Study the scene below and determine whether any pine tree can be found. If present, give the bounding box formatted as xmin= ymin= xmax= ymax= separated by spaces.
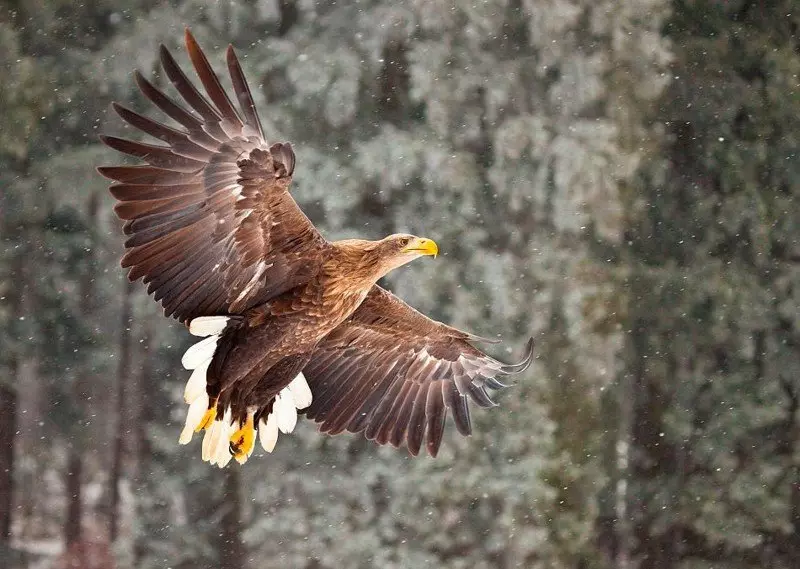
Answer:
xmin=617 ymin=2 xmax=800 ymax=567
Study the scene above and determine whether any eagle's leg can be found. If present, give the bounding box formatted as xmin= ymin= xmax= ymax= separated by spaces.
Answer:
xmin=195 ymin=397 xmax=218 ymax=432
xmin=229 ymin=409 xmax=256 ymax=464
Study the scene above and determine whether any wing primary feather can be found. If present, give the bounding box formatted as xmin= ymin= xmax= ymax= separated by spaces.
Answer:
xmin=364 ymin=370 xmax=408 ymax=441
xmin=457 ymin=330 xmax=502 ymax=344
xmin=319 ymin=354 xmax=381 ymax=432
xmin=346 ymin=361 xmax=403 ymax=433
xmin=134 ymin=71 xmax=204 ymax=131
xmin=313 ymin=361 xmax=366 ymax=424
xmin=500 ymin=338 xmax=535 ymax=373
xmin=109 ymin=182 xmax=202 ymax=202
xmin=463 ymin=380 xmax=497 ymax=408
xmin=374 ymin=381 xmax=414 ymax=446
xmin=388 ymin=382 xmax=420 ymax=448
xmin=361 ymin=358 xmax=415 ymax=438
xmin=405 ymin=385 xmax=428 ymax=456
xmin=184 ymin=29 xmax=243 ymax=127
xmin=483 ymin=375 xmax=511 ymax=390
xmin=306 ymin=357 xmax=362 ymax=417
xmin=425 ymin=382 xmax=447 ymax=457
xmin=123 ymin=222 xmax=203 ymax=270
xmin=112 ymin=103 xmax=189 ymax=145
xmin=113 ymin=192 xmax=207 ymax=221
xmin=98 ymin=136 xmax=206 ymax=172
xmin=226 ymin=45 xmax=264 ymax=140
xmin=160 ymin=44 xmax=222 ymax=123
xmin=443 ymin=380 xmax=471 ymax=436
xmin=97 ymin=165 xmax=195 ymax=185
xmin=327 ymin=358 xmax=396 ymax=434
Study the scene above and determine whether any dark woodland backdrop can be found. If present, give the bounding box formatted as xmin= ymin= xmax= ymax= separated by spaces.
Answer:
xmin=1 ymin=1 xmax=798 ymax=568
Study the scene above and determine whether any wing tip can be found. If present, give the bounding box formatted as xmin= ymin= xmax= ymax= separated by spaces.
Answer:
xmin=158 ymin=43 xmax=174 ymax=67
xmin=97 ymin=134 xmax=119 ymax=151
xmin=501 ymin=337 xmax=535 ymax=374
xmin=133 ymin=69 xmax=148 ymax=89
xmin=110 ymin=101 xmax=130 ymax=122
xmin=96 ymin=164 xmax=114 ymax=179
xmin=226 ymin=44 xmax=237 ymax=61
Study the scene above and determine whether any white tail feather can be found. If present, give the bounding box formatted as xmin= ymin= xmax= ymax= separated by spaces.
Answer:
xmin=182 ymin=336 xmax=218 ymax=370
xmin=189 ymin=316 xmax=230 ymax=337
xmin=274 ymin=392 xmax=298 ymax=433
xmin=287 ymin=372 xmax=313 ymax=409
xmin=259 ymin=414 xmax=279 ymax=452
xmin=212 ymin=410 xmax=233 ymax=467
xmin=179 ymin=392 xmax=210 ymax=444
xmin=184 ymin=359 xmax=211 ymax=404
xmin=179 ymin=327 xmax=314 ymax=465
xmin=213 ymin=426 xmax=233 ymax=467
xmin=202 ymin=420 xmax=221 ymax=461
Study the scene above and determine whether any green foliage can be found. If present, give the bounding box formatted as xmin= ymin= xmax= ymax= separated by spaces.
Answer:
xmin=615 ymin=1 xmax=800 ymax=567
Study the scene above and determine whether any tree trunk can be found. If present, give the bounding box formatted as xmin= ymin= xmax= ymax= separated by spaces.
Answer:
xmin=63 ymin=191 xmax=100 ymax=548
xmin=109 ymin=277 xmax=134 ymax=543
xmin=132 ymin=322 xmax=153 ymax=566
xmin=0 ymin=169 xmax=22 ymax=555
xmin=219 ymin=468 xmax=245 ymax=569
xmin=64 ymin=450 xmax=83 ymax=546
xmin=0 ymin=379 xmax=16 ymax=548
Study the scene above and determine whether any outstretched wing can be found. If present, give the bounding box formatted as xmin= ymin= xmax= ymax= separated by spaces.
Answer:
xmin=98 ymin=29 xmax=328 ymax=323
xmin=303 ymin=286 xmax=534 ymax=457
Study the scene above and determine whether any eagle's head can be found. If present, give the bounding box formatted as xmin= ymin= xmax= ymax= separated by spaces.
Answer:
xmin=328 ymin=233 xmax=438 ymax=286
xmin=373 ymin=233 xmax=438 ymax=275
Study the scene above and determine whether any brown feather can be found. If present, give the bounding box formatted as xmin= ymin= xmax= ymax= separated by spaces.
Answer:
xmin=159 ymin=44 xmax=221 ymax=124
xmin=99 ymin=29 xmax=329 ymax=323
xmin=226 ymin=45 xmax=264 ymax=139
xmin=425 ymin=382 xmax=447 ymax=457
xmin=134 ymin=71 xmax=203 ymax=131
xmin=303 ymin=286 xmax=534 ymax=455
xmin=184 ymin=29 xmax=243 ymax=128
xmin=406 ymin=386 xmax=429 ymax=456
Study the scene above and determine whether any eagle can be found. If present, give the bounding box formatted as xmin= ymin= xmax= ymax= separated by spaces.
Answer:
xmin=98 ymin=29 xmax=533 ymax=467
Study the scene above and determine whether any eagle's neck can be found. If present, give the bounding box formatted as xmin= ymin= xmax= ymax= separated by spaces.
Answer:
xmin=325 ymin=240 xmax=384 ymax=288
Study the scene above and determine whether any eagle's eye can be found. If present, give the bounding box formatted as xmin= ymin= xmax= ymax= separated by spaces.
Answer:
xmin=398 ymin=237 xmax=410 ymax=247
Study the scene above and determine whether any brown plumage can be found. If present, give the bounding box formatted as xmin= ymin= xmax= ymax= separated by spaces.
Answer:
xmin=98 ymin=29 xmax=533 ymax=466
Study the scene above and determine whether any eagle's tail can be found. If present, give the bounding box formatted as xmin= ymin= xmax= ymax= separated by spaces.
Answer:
xmin=178 ymin=316 xmax=232 ymax=446
xmin=177 ymin=316 xmax=312 ymax=467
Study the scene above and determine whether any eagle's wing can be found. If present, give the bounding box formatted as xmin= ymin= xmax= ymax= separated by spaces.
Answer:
xmin=98 ymin=30 xmax=327 ymax=323
xmin=303 ymin=286 xmax=534 ymax=457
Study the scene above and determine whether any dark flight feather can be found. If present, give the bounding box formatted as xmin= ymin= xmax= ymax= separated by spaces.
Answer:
xmin=303 ymin=287 xmax=534 ymax=456
xmin=99 ymin=30 xmax=328 ymax=323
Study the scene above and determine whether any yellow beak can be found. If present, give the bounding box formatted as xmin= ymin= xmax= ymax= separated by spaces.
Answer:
xmin=402 ymin=237 xmax=438 ymax=258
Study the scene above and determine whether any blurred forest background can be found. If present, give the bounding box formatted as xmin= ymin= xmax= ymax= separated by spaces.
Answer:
xmin=0 ymin=0 xmax=798 ymax=568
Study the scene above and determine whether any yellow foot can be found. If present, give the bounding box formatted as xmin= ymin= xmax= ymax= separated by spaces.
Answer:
xmin=195 ymin=402 xmax=217 ymax=432
xmin=229 ymin=414 xmax=256 ymax=464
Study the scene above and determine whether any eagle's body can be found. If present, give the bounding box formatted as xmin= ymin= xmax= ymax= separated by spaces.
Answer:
xmin=211 ymin=240 xmax=403 ymax=419
xmin=99 ymin=30 xmax=533 ymax=466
